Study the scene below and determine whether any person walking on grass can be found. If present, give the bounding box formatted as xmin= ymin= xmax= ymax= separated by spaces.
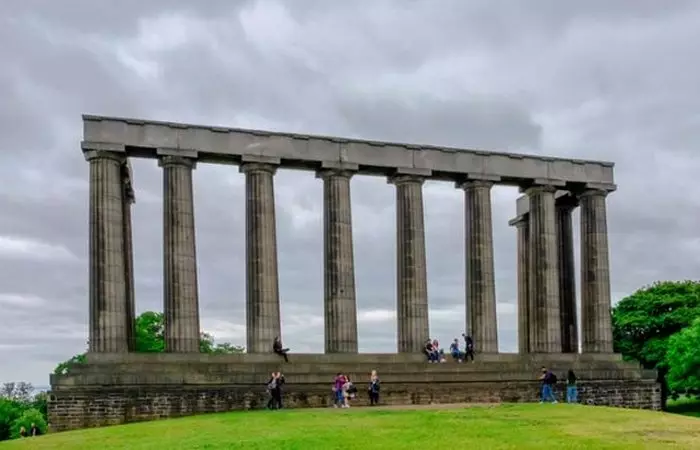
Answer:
xmin=368 ymin=370 xmax=381 ymax=406
xmin=566 ymin=369 xmax=578 ymax=403
xmin=539 ymin=366 xmax=558 ymax=404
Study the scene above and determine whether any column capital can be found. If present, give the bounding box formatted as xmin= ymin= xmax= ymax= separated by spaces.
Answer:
xmin=158 ymin=155 xmax=197 ymax=169
xmin=524 ymin=184 xmax=558 ymax=196
xmin=84 ymin=150 xmax=125 ymax=164
xmin=458 ymin=179 xmax=494 ymax=190
xmin=315 ymin=168 xmax=354 ymax=180
xmin=388 ymin=174 xmax=425 ymax=186
xmin=579 ymin=188 xmax=609 ymax=199
xmin=239 ymin=162 xmax=277 ymax=175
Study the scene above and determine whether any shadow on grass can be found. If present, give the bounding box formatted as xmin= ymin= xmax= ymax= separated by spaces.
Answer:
xmin=667 ymin=396 xmax=700 ymax=418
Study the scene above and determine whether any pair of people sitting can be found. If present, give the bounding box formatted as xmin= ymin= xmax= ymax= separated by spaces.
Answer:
xmin=424 ymin=339 xmax=444 ymax=363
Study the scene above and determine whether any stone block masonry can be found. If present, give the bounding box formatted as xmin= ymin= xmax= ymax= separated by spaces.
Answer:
xmin=48 ymin=353 xmax=659 ymax=432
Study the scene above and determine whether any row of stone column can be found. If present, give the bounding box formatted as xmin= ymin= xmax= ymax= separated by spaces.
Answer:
xmin=86 ymin=147 xmax=612 ymax=355
xmin=511 ymin=186 xmax=614 ymax=354
xmin=85 ymin=147 xmax=504 ymax=354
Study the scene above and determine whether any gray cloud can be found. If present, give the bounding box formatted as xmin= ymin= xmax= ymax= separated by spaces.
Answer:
xmin=1 ymin=0 xmax=699 ymax=386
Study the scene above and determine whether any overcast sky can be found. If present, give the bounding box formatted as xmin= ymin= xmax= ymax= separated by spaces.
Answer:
xmin=2 ymin=1 xmax=700 ymax=386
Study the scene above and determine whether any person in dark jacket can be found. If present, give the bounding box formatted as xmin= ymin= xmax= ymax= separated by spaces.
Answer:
xmin=539 ymin=366 xmax=558 ymax=404
xmin=266 ymin=371 xmax=285 ymax=409
xmin=272 ymin=336 xmax=290 ymax=362
xmin=462 ymin=334 xmax=475 ymax=361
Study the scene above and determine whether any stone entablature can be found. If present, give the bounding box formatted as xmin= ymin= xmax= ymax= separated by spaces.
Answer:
xmin=82 ymin=115 xmax=615 ymax=187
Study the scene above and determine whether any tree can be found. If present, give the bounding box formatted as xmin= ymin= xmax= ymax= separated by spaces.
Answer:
xmin=665 ymin=318 xmax=700 ymax=396
xmin=612 ymin=280 xmax=700 ymax=370
xmin=9 ymin=408 xmax=46 ymax=439
xmin=134 ymin=311 xmax=165 ymax=353
xmin=54 ymin=311 xmax=245 ymax=374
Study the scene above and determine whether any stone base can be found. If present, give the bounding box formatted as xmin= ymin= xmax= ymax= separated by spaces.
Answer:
xmin=48 ymin=353 xmax=660 ymax=432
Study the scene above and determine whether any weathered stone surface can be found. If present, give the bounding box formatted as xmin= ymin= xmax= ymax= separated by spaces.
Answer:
xmin=82 ymin=116 xmax=617 ymax=186
xmin=317 ymin=169 xmax=358 ymax=353
xmin=241 ymin=162 xmax=281 ymax=353
xmin=556 ymin=196 xmax=578 ymax=353
xmin=121 ymin=161 xmax=136 ymax=351
xmin=461 ymin=180 xmax=498 ymax=353
xmin=48 ymin=354 xmax=659 ymax=432
xmin=580 ymin=189 xmax=614 ymax=353
xmin=160 ymin=155 xmax=200 ymax=353
xmin=85 ymin=150 xmax=129 ymax=353
xmin=526 ymin=186 xmax=562 ymax=353
xmin=511 ymin=216 xmax=530 ymax=353
xmin=391 ymin=175 xmax=429 ymax=353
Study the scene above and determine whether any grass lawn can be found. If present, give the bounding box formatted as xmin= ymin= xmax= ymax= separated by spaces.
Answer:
xmin=667 ymin=396 xmax=700 ymax=418
xmin=2 ymin=404 xmax=698 ymax=450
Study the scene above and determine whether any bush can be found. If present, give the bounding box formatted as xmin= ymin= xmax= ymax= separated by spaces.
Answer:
xmin=0 ymin=399 xmax=22 ymax=441
xmin=665 ymin=318 xmax=700 ymax=396
xmin=10 ymin=408 xmax=47 ymax=438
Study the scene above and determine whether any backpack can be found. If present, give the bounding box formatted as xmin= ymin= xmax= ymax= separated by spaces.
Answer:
xmin=548 ymin=372 xmax=558 ymax=384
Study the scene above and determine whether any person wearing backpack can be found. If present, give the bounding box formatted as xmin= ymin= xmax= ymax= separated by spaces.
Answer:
xmin=539 ymin=366 xmax=558 ymax=404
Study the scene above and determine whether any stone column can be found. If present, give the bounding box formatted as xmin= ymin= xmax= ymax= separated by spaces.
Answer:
xmin=556 ymin=196 xmax=578 ymax=353
xmin=526 ymin=185 xmax=562 ymax=353
xmin=241 ymin=162 xmax=281 ymax=353
xmin=85 ymin=149 xmax=129 ymax=353
xmin=461 ymin=180 xmax=498 ymax=353
xmin=121 ymin=161 xmax=136 ymax=352
xmin=160 ymin=155 xmax=200 ymax=353
xmin=580 ymin=189 xmax=614 ymax=353
xmin=510 ymin=215 xmax=530 ymax=354
xmin=317 ymin=168 xmax=358 ymax=353
xmin=390 ymin=174 xmax=429 ymax=353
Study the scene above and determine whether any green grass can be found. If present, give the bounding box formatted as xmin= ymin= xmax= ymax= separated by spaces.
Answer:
xmin=667 ymin=396 xmax=700 ymax=418
xmin=2 ymin=404 xmax=698 ymax=450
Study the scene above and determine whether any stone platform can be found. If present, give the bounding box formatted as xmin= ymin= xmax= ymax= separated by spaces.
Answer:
xmin=48 ymin=353 xmax=659 ymax=432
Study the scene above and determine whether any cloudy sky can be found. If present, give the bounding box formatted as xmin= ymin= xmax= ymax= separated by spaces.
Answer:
xmin=2 ymin=0 xmax=700 ymax=386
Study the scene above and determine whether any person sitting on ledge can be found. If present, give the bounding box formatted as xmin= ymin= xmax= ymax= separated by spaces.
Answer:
xmin=272 ymin=336 xmax=290 ymax=362
xmin=449 ymin=338 xmax=464 ymax=362
xmin=424 ymin=339 xmax=438 ymax=363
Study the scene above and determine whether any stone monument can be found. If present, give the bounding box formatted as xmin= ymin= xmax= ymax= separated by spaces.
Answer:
xmin=47 ymin=115 xmax=659 ymax=431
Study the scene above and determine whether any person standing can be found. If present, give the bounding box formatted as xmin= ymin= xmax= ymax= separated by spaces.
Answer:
xmin=463 ymin=334 xmax=475 ymax=362
xmin=332 ymin=373 xmax=346 ymax=408
xmin=368 ymin=370 xmax=381 ymax=406
xmin=539 ymin=366 xmax=558 ymax=404
xmin=566 ymin=369 xmax=578 ymax=403
xmin=266 ymin=371 xmax=285 ymax=409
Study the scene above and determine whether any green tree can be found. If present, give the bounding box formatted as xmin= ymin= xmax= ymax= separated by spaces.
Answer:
xmin=54 ymin=311 xmax=245 ymax=374
xmin=665 ymin=318 xmax=700 ymax=395
xmin=134 ymin=311 xmax=165 ymax=352
xmin=10 ymin=408 xmax=47 ymax=438
xmin=612 ymin=280 xmax=700 ymax=369
xmin=0 ymin=399 xmax=22 ymax=441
